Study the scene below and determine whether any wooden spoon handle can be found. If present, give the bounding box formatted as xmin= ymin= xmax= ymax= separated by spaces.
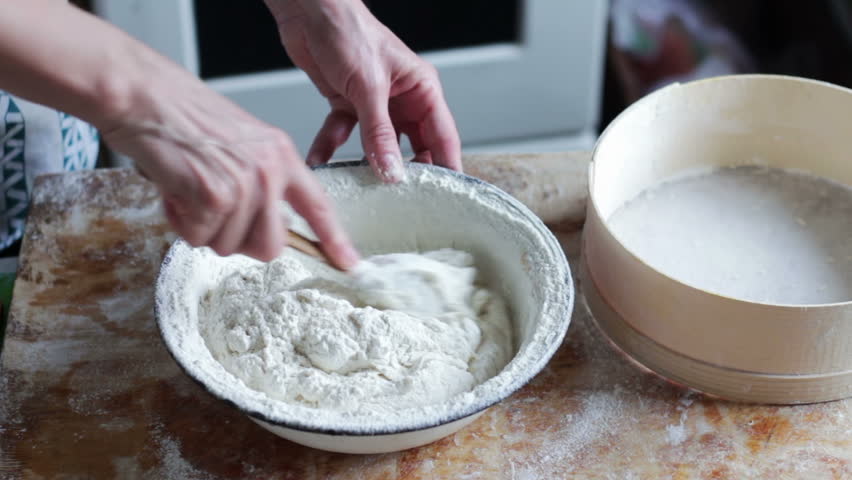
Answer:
xmin=287 ymin=229 xmax=329 ymax=263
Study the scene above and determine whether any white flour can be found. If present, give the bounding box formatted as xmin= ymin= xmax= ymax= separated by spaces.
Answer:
xmin=609 ymin=166 xmax=852 ymax=305
xmin=198 ymin=249 xmax=513 ymax=413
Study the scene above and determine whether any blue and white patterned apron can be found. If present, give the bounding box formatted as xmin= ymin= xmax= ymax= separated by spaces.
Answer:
xmin=0 ymin=90 xmax=99 ymax=252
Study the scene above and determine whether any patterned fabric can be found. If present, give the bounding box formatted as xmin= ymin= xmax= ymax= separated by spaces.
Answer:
xmin=0 ymin=90 xmax=99 ymax=251
xmin=0 ymin=95 xmax=27 ymax=251
xmin=59 ymin=111 xmax=99 ymax=172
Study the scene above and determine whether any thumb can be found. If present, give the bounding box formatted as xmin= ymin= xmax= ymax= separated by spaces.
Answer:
xmin=356 ymin=93 xmax=405 ymax=183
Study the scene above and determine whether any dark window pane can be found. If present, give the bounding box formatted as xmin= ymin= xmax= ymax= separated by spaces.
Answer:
xmin=366 ymin=1 xmax=521 ymax=54
xmin=194 ymin=1 xmax=290 ymax=79
xmin=194 ymin=1 xmax=521 ymax=79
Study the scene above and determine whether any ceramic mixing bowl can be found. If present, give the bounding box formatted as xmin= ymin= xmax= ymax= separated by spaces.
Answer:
xmin=156 ymin=161 xmax=574 ymax=454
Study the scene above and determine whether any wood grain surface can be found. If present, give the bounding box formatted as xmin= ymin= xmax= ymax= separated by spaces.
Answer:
xmin=0 ymin=158 xmax=850 ymax=480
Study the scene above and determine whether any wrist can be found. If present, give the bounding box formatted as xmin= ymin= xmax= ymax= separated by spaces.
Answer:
xmin=80 ymin=53 xmax=142 ymax=133
xmin=265 ymin=0 xmax=365 ymax=27
xmin=84 ymin=41 xmax=196 ymax=138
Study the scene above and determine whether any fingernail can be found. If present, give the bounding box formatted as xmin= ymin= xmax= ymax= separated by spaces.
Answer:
xmin=378 ymin=154 xmax=406 ymax=183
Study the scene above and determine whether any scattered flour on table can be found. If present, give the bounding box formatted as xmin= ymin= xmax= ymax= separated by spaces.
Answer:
xmin=110 ymin=427 xmax=215 ymax=480
xmin=510 ymin=389 xmax=629 ymax=479
xmin=151 ymin=435 xmax=214 ymax=480
xmin=198 ymin=248 xmax=513 ymax=413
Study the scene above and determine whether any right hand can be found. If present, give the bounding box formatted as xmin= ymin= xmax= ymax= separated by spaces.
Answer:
xmin=100 ymin=65 xmax=359 ymax=269
xmin=264 ymin=0 xmax=463 ymax=182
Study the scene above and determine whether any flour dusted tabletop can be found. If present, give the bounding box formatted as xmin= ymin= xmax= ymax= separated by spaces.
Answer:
xmin=1 ymin=156 xmax=850 ymax=479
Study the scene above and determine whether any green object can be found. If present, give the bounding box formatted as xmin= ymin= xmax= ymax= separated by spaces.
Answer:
xmin=0 ymin=271 xmax=15 ymax=355
xmin=632 ymin=26 xmax=657 ymax=57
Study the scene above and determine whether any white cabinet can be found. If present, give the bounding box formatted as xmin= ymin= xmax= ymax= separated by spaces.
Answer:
xmin=93 ymin=0 xmax=608 ymax=157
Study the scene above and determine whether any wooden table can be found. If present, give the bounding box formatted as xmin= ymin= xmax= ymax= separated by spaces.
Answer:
xmin=1 ymin=156 xmax=850 ymax=479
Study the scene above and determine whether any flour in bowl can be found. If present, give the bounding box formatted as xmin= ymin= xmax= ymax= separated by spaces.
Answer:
xmin=198 ymin=248 xmax=513 ymax=413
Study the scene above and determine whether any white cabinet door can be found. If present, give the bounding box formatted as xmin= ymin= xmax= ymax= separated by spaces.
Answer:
xmin=93 ymin=0 xmax=607 ymax=156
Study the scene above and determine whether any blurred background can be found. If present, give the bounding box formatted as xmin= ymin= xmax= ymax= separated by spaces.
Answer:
xmin=78 ymin=0 xmax=852 ymax=166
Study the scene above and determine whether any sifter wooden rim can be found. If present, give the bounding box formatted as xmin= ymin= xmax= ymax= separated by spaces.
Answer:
xmin=581 ymin=258 xmax=852 ymax=404
xmin=582 ymin=75 xmax=852 ymax=404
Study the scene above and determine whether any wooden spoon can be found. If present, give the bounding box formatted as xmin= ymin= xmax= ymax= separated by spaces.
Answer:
xmin=287 ymin=230 xmax=340 ymax=269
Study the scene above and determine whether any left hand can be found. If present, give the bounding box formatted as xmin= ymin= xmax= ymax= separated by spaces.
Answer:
xmin=100 ymin=62 xmax=359 ymax=268
xmin=264 ymin=0 xmax=462 ymax=182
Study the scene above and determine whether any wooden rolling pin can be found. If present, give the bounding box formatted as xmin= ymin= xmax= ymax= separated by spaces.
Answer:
xmin=329 ymin=152 xmax=591 ymax=227
xmin=462 ymin=152 xmax=591 ymax=230
xmin=293 ymin=152 xmax=592 ymax=267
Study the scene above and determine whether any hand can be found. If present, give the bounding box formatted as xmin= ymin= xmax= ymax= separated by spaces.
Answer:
xmin=101 ymin=64 xmax=359 ymax=268
xmin=265 ymin=0 xmax=462 ymax=182
xmin=0 ymin=0 xmax=358 ymax=267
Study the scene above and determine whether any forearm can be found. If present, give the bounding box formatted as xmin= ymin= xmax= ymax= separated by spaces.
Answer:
xmin=0 ymin=0 xmax=174 ymax=130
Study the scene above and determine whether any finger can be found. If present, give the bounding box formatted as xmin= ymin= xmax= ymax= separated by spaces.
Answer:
xmin=238 ymin=167 xmax=287 ymax=261
xmin=156 ymin=148 xmax=239 ymax=247
xmin=420 ymin=97 xmax=463 ymax=172
xmin=114 ymin=133 xmax=227 ymax=246
xmin=207 ymin=171 xmax=260 ymax=257
xmin=162 ymin=190 xmax=228 ymax=248
xmin=306 ymin=110 xmax=357 ymax=167
xmin=413 ymin=151 xmax=433 ymax=165
xmin=162 ymin=195 xmax=184 ymax=232
xmin=404 ymin=127 xmax=434 ymax=165
xmin=284 ymin=169 xmax=360 ymax=270
xmin=355 ymin=92 xmax=406 ymax=183
xmin=237 ymin=199 xmax=287 ymax=261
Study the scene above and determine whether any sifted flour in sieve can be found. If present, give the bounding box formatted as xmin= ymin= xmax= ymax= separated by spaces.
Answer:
xmin=608 ymin=166 xmax=852 ymax=304
xmin=198 ymin=248 xmax=513 ymax=415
